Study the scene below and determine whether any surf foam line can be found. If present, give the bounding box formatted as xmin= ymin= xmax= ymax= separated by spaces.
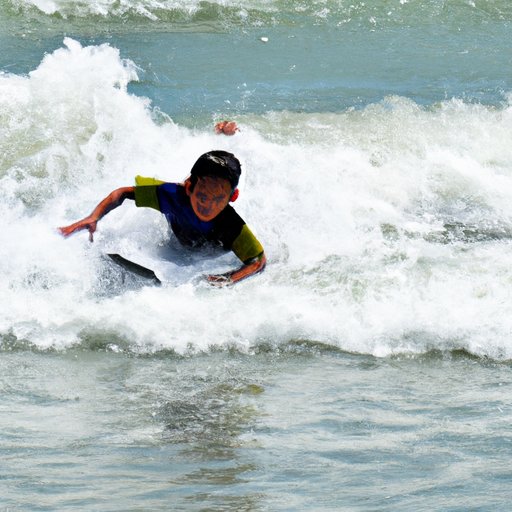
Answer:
xmin=2 ymin=39 xmax=512 ymax=358
xmin=6 ymin=0 xmax=512 ymax=22
xmin=6 ymin=0 xmax=512 ymax=24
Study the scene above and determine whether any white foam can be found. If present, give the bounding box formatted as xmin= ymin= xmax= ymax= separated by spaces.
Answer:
xmin=2 ymin=40 xmax=512 ymax=358
xmin=10 ymin=0 xmax=503 ymax=24
xmin=13 ymin=0 xmax=266 ymax=18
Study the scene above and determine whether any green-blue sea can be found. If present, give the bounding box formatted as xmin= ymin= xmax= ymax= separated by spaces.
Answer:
xmin=2 ymin=1 xmax=512 ymax=509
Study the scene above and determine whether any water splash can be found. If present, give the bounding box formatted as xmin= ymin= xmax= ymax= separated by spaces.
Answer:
xmin=1 ymin=39 xmax=512 ymax=358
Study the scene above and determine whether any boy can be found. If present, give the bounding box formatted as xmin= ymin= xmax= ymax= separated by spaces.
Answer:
xmin=59 ymin=150 xmax=266 ymax=285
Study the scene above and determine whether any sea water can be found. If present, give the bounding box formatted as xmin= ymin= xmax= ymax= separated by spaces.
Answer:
xmin=1 ymin=0 xmax=512 ymax=510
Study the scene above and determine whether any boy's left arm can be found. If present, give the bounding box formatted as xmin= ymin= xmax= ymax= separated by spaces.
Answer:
xmin=207 ymin=222 xmax=266 ymax=286
xmin=207 ymin=252 xmax=266 ymax=286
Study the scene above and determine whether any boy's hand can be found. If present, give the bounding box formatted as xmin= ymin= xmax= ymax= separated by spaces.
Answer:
xmin=58 ymin=216 xmax=97 ymax=242
xmin=206 ymin=254 xmax=266 ymax=287
xmin=207 ymin=273 xmax=233 ymax=287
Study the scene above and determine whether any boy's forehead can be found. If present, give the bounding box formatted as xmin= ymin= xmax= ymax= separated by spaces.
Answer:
xmin=197 ymin=175 xmax=231 ymax=188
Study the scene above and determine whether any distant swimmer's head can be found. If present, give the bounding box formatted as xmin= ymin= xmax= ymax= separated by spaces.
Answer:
xmin=190 ymin=150 xmax=241 ymax=191
xmin=186 ymin=151 xmax=242 ymax=221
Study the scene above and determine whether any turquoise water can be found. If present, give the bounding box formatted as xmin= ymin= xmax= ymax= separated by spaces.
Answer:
xmin=2 ymin=0 xmax=512 ymax=509
xmin=2 ymin=1 xmax=511 ymax=119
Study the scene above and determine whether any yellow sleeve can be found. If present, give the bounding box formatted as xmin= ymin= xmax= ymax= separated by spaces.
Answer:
xmin=135 ymin=175 xmax=165 ymax=186
xmin=231 ymin=225 xmax=264 ymax=264
xmin=134 ymin=175 xmax=164 ymax=211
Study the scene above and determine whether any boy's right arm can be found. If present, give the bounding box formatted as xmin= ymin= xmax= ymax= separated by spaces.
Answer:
xmin=58 ymin=186 xmax=135 ymax=242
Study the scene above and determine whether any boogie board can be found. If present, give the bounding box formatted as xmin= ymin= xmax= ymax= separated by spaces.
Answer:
xmin=104 ymin=244 xmax=238 ymax=287
xmin=107 ymin=253 xmax=161 ymax=285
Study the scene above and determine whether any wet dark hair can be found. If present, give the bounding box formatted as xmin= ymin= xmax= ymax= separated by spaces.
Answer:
xmin=189 ymin=150 xmax=241 ymax=190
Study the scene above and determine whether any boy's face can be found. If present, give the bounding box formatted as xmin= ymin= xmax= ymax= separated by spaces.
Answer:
xmin=187 ymin=176 xmax=232 ymax=221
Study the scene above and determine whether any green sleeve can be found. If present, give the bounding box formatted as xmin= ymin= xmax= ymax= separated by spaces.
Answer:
xmin=231 ymin=225 xmax=264 ymax=264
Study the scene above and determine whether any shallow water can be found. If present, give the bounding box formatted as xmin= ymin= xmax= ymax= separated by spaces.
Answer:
xmin=2 ymin=348 xmax=512 ymax=510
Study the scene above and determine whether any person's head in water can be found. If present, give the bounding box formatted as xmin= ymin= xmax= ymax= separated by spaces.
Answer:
xmin=185 ymin=150 xmax=241 ymax=222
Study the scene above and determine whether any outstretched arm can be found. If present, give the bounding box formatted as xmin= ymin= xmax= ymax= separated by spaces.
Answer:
xmin=207 ymin=252 xmax=266 ymax=286
xmin=58 ymin=186 xmax=135 ymax=242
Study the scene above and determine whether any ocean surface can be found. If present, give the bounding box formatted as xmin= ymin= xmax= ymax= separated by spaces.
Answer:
xmin=1 ymin=0 xmax=512 ymax=509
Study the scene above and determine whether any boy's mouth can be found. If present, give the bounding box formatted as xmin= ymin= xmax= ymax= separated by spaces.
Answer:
xmin=197 ymin=205 xmax=210 ymax=215
xmin=195 ymin=205 xmax=214 ymax=220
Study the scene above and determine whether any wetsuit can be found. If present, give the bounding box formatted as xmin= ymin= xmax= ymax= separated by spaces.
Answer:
xmin=133 ymin=176 xmax=264 ymax=264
